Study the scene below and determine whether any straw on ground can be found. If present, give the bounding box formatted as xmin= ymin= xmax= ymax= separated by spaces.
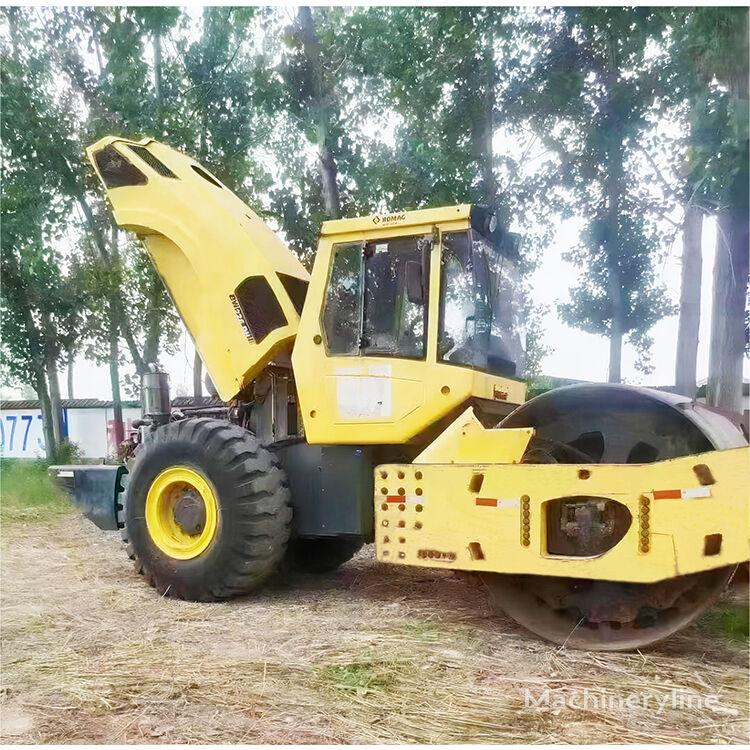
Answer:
xmin=1 ymin=475 xmax=747 ymax=743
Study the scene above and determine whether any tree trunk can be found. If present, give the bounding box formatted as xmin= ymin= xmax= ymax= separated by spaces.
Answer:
xmin=481 ymin=42 xmax=497 ymax=210
xmin=109 ymin=320 xmax=125 ymax=451
xmin=91 ymin=15 xmax=104 ymax=74
xmin=40 ymin=311 xmax=65 ymax=446
xmin=605 ymin=158 xmax=625 ymax=384
xmin=707 ymin=223 xmax=726 ymax=406
xmin=6 ymin=7 xmax=19 ymax=59
xmin=67 ymin=344 xmax=75 ymax=400
xmin=297 ymin=6 xmax=341 ymax=219
xmin=706 ymin=36 xmax=749 ymax=413
xmin=45 ymin=356 xmax=65 ymax=446
xmin=32 ymin=363 xmax=56 ymax=462
xmin=193 ymin=349 xmax=203 ymax=401
xmin=607 ymin=324 xmax=623 ymax=384
xmin=706 ymin=209 xmax=749 ymax=414
xmin=154 ymin=29 xmax=163 ymax=130
xmin=603 ymin=40 xmax=624 ymax=384
xmin=674 ymin=205 xmax=704 ymax=397
xmin=317 ymin=144 xmax=341 ymax=219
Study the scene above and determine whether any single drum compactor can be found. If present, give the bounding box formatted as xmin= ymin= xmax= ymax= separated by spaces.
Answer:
xmin=52 ymin=136 xmax=749 ymax=650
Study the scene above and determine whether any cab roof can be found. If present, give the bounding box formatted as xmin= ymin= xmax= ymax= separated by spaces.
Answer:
xmin=320 ymin=204 xmax=471 ymax=236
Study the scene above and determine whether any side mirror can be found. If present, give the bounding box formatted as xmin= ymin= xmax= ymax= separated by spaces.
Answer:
xmin=405 ymin=260 xmax=424 ymax=304
xmin=470 ymin=205 xmax=523 ymax=259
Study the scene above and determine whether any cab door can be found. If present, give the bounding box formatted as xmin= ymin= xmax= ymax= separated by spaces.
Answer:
xmin=294 ymin=229 xmax=437 ymax=444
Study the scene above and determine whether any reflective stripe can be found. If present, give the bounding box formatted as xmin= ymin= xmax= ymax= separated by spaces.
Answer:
xmin=653 ymin=489 xmax=681 ymax=499
xmin=681 ymin=487 xmax=712 ymax=499
xmin=653 ymin=487 xmax=712 ymax=500
xmin=475 ymin=497 xmax=520 ymax=508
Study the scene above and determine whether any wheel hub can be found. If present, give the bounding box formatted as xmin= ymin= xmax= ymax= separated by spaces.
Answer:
xmin=173 ymin=489 xmax=206 ymax=536
xmin=145 ymin=466 xmax=218 ymax=560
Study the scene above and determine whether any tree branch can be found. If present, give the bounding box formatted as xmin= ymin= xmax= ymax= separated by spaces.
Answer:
xmin=634 ymin=143 xmax=678 ymax=200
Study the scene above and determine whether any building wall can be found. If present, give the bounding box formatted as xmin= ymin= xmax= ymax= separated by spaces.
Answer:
xmin=0 ymin=406 xmax=141 ymax=460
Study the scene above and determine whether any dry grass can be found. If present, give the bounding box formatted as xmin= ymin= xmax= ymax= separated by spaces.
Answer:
xmin=1 ymin=505 xmax=748 ymax=744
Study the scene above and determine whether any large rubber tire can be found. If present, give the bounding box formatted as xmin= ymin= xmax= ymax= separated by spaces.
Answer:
xmin=122 ymin=418 xmax=291 ymax=601
xmin=286 ymin=537 xmax=364 ymax=574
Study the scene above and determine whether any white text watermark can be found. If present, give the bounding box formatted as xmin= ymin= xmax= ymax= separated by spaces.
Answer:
xmin=524 ymin=688 xmax=735 ymax=714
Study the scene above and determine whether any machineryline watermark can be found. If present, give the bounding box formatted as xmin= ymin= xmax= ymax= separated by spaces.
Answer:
xmin=524 ymin=688 xmax=736 ymax=714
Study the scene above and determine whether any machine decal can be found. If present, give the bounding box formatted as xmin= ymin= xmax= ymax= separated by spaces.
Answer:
xmin=652 ymin=487 xmax=712 ymax=500
xmin=229 ymin=293 xmax=255 ymax=343
xmin=335 ymin=365 xmax=392 ymax=419
xmin=475 ymin=496 xmax=520 ymax=508
xmin=372 ymin=212 xmax=406 ymax=226
xmin=417 ymin=549 xmax=456 ymax=562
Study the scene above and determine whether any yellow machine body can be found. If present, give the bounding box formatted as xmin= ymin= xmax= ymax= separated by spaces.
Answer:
xmin=374 ymin=408 xmax=749 ymax=582
xmin=89 ymin=139 xmax=525 ymax=445
xmin=86 ymin=136 xmax=309 ymax=401
xmin=87 ymin=136 xmax=749 ymax=588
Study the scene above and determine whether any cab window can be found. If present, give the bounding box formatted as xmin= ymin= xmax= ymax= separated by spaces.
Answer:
xmin=322 ymin=242 xmax=363 ymax=354
xmin=438 ymin=230 xmax=525 ymax=377
xmin=362 ymin=235 xmax=430 ymax=359
xmin=322 ymin=235 xmax=431 ymax=359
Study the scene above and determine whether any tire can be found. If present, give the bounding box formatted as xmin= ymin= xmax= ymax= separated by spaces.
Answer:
xmin=122 ymin=418 xmax=292 ymax=601
xmin=286 ymin=537 xmax=364 ymax=574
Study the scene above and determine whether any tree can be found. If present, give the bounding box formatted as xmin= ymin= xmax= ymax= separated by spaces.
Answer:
xmin=1 ymin=8 xmax=88 ymax=458
xmin=673 ymin=8 xmax=749 ymax=412
xmin=507 ymin=8 xmax=678 ymax=382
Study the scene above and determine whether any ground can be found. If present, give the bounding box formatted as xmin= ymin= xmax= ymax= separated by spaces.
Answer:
xmin=1 ymin=466 xmax=748 ymax=744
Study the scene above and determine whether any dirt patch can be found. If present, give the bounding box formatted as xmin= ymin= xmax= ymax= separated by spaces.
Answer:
xmin=1 ymin=510 xmax=748 ymax=744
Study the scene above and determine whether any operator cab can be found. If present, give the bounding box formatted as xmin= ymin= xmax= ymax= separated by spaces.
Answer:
xmin=293 ymin=204 xmax=528 ymax=445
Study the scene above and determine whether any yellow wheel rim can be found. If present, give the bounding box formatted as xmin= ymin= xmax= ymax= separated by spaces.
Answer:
xmin=145 ymin=466 xmax=219 ymax=560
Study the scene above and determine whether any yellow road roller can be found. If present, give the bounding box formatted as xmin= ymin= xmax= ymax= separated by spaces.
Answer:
xmin=51 ymin=136 xmax=749 ymax=651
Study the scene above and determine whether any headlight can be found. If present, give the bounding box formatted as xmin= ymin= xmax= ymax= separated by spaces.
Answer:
xmin=545 ymin=496 xmax=631 ymax=557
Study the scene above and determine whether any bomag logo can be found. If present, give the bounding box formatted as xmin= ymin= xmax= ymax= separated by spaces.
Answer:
xmin=372 ymin=212 xmax=406 ymax=225
xmin=229 ymin=293 xmax=255 ymax=343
